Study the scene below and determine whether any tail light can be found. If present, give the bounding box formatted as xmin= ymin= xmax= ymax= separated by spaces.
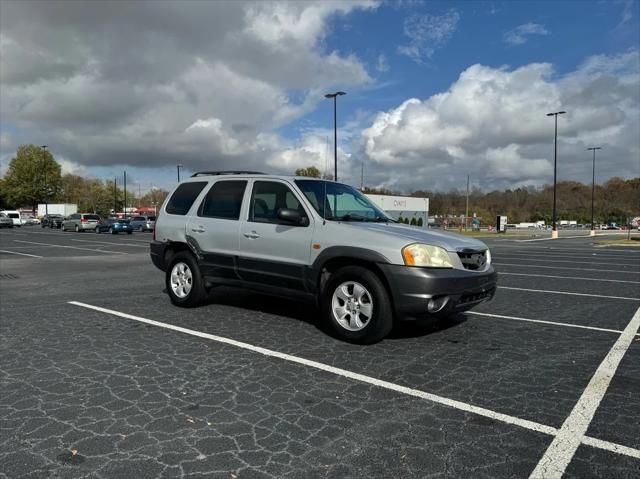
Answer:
xmin=81 ymin=218 xmax=88 ymax=223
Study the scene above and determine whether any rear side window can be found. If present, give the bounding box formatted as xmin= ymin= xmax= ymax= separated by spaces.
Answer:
xmin=166 ymin=182 xmax=207 ymax=215
xmin=133 ymin=216 xmax=144 ymax=221
xmin=8 ymin=213 xmax=19 ymax=218
xmin=198 ymin=180 xmax=247 ymax=220
xmin=85 ymin=214 xmax=100 ymax=220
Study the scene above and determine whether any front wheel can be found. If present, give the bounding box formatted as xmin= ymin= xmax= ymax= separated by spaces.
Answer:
xmin=95 ymin=227 xmax=101 ymax=234
xmin=166 ymin=252 xmax=206 ymax=307
xmin=321 ymin=266 xmax=393 ymax=344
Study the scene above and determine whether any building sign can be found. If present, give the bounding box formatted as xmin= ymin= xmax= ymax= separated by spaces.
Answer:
xmin=366 ymin=194 xmax=429 ymax=229
xmin=366 ymin=194 xmax=429 ymax=213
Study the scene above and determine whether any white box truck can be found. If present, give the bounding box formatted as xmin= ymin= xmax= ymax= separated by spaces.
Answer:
xmin=37 ymin=203 xmax=78 ymax=218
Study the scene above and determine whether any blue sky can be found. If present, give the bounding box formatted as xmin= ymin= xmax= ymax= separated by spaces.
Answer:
xmin=1 ymin=0 xmax=638 ymax=194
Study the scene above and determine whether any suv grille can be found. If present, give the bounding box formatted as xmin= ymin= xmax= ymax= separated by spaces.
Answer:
xmin=457 ymin=250 xmax=487 ymax=271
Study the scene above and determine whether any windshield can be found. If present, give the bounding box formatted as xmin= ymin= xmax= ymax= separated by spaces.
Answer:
xmin=295 ymin=180 xmax=393 ymax=222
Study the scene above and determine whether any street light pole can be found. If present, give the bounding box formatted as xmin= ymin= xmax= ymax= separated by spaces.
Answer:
xmin=324 ymin=91 xmax=346 ymax=181
xmin=41 ymin=145 xmax=48 ymax=215
xmin=177 ymin=164 xmax=183 ymax=182
xmin=546 ymin=111 xmax=566 ymax=239
xmin=587 ymin=147 xmax=602 ymax=236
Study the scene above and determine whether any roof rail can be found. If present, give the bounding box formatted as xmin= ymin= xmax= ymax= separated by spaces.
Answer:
xmin=190 ymin=171 xmax=265 ymax=177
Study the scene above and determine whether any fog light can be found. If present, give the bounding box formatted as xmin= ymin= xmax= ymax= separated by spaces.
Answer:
xmin=427 ymin=296 xmax=449 ymax=313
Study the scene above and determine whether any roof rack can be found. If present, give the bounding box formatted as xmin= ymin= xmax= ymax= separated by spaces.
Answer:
xmin=190 ymin=171 xmax=265 ymax=177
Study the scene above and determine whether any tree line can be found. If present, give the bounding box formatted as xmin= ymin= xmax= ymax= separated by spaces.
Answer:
xmin=0 ymin=145 xmax=168 ymax=216
xmin=1 ymin=147 xmax=637 ymax=224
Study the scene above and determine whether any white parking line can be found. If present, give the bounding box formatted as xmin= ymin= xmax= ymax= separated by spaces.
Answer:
xmin=499 ymin=272 xmax=640 ymax=284
xmin=13 ymin=240 xmax=128 ymax=255
xmin=529 ymin=306 xmax=640 ymax=478
xmin=0 ymin=249 xmax=43 ymax=258
xmin=68 ymin=300 xmax=640 ymax=462
xmin=493 ymin=256 xmax=637 ymax=268
xmin=70 ymin=239 xmax=148 ymax=248
xmin=467 ymin=312 xmax=640 ymax=336
xmin=499 ymin=286 xmax=639 ymax=301
xmin=494 ymin=263 xmax=640 ymax=275
xmin=495 ymin=251 xmax=640 ymax=261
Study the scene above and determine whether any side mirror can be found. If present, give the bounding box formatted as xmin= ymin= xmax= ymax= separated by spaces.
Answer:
xmin=277 ymin=208 xmax=308 ymax=226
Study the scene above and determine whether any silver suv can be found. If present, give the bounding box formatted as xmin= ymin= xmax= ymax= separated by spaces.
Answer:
xmin=150 ymin=171 xmax=497 ymax=344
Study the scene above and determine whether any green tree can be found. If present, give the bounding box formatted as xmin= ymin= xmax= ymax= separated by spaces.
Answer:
xmin=295 ymin=166 xmax=321 ymax=178
xmin=3 ymin=144 xmax=62 ymax=211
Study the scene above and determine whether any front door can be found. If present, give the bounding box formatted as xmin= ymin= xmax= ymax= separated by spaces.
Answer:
xmin=238 ymin=179 xmax=314 ymax=291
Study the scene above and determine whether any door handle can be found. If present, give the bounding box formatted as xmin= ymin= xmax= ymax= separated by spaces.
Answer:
xmin=243 ymin=231 xmax=260 ymax=239
xmin=191 ymin=226 xmax=205 ymax=233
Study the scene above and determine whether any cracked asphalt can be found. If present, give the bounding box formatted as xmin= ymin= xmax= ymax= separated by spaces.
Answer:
xmin=1 ymin=227 xmax=639 ymax=478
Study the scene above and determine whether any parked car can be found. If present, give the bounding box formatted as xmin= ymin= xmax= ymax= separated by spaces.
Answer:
xmin=3 ymin=210 xmax=22 ymax=227
xmin=150 ymin=172 xmax=497 ymax=344
xmin=0 ymin=212 xmax=13 ymax=228
xmin=41 ymin=214 xmax=65 ymax=229
xmin=96 ymin=218 xmax=133 ymax=234
xmin=62 ymin=213 xmax=101 ymax=232
xmin=129 ymin=215 xmax=156 ymax=232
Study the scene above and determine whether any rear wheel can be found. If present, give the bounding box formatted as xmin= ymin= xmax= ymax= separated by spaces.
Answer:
xmin=95 ymin=227 xmax=101 ymax=234
xmin=166 ymin=251 xmax=206 ymax=307
xmin=109 ymin=227 xmax=115 ymax=234
xmin=74 ymin=225 xmax=79 ymax=233
xmin=321 ymin=265 xmax=393 ymax=344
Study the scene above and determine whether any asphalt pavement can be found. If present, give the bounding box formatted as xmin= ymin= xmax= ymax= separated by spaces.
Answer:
xmin=1 ymin=226 xmax=639 ymax=478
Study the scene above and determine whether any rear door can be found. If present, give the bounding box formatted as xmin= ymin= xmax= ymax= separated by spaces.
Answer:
xmin=186 ymin=179 xmax=248 ymax=281
xmin=237 ymin=179 xmax=314 ymax=291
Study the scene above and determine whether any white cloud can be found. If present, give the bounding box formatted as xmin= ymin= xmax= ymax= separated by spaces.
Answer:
xmin=376 ymin=53 xmax=389 ymax=72
xmin=358 ymin=50 xmax=640 ymax=191
xmin=504 ymin=22 xmax=549 ymax=45
xmin=397 ymin=9 xmax=460 ymax=63
xmin=0 ymin=1 xmax=376 ymax=173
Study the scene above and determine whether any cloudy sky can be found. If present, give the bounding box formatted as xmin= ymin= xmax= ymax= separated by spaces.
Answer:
xmin=1 ymin=0 xmax=638 ymax=194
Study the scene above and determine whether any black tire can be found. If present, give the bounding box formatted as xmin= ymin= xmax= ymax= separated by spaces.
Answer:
xmin=321 ymin=265 xmax=393 ymax=344
xmin=109 ymin=227 xmax=116 ymax=234
xmin=75 ymin=225 xmax=79 ymax=232
xmin=95 ymin=227 xmax=101 ymax=234
xmin=165 ymin=251 xmax=206 ymax=307
xmin=127 ymin=231 xmax=132 ymax=235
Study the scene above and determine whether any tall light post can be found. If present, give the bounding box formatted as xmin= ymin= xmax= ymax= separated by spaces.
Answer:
xmin=587 ymin=147 xmax=602 ymax=236
xmin=177 ymin=164 xmax=183 ymax=182
xmin=546 ymin=111 xmax=566 ymax=239
xmin=41 ymin=145 xmax=48 ymax=215
xmin=324 ymin=91 xmax=346 ymax=181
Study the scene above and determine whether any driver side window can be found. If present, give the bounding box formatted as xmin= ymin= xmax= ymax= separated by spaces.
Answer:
xmin=249 ymin=181 xmax=307 ymax=224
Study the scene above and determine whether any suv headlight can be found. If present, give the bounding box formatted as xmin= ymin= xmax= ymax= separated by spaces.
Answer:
xmin=402 ymin=244 xmax=453 ymax=268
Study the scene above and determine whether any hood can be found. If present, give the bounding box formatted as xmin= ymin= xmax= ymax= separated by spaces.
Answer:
xmin=343 ymin=222 xmax=489 ymax=252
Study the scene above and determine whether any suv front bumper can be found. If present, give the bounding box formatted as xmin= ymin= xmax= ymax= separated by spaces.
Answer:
xmin=378 ymin=264 xmax=497 ymax=321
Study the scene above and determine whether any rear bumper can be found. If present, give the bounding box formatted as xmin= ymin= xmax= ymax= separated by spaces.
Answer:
xmin=150 ymin=241 xmax=167 ymax=271
xmin=378 ymin=264 xmax=498 ymax=321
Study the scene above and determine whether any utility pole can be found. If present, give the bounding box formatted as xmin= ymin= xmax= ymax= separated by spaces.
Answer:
xmin=41 ymin=145 xmax=48 ymax=215
xmin=177 ymin=164 xmax=183 ymax=182
xmin=124 ymin=171 xmax=127 ymax=218
xmin=114 ymin=177 xmax=117 ymax=216
xmin=587 ymin=147 xmax=602 ymax=236
xmin=546 ymin=111 xmax=566 ymax=239
xmin=324 ymin=91 xmax=346 ymax=181
xmin=465 ymin=174 xmax=469 ymax=231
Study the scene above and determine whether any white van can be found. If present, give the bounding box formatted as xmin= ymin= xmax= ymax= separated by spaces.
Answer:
xmin=3 ymin=210 xmax=22 ymax=227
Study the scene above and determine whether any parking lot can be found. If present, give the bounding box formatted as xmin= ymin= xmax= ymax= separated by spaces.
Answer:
xmin=1 ymin=227 xmax=639 ymax=478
